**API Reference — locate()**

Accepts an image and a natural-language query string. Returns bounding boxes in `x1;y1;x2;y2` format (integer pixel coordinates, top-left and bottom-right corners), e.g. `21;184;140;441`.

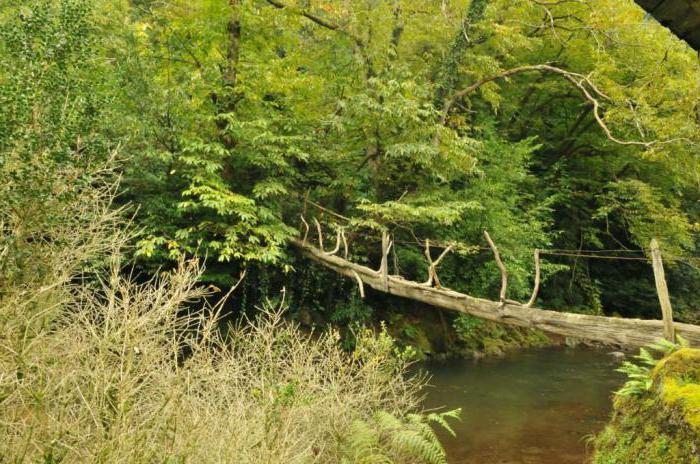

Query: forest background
3;0;700;353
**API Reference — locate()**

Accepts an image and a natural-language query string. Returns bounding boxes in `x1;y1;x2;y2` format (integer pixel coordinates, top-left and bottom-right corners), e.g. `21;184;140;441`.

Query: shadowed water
421;347;625;464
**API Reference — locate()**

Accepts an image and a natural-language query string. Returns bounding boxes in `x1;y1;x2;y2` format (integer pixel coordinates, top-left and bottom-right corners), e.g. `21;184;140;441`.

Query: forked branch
483;230;508;307
300;215;310;245
423;239;454;289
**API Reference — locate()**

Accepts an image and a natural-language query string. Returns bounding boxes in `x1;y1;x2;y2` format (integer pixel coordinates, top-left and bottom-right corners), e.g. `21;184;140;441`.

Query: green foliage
339;409;461;464
5;0;700;325
616;337;690;397
594;347;700;464
452;313;549;356
0;0;117;287
88;0;700;320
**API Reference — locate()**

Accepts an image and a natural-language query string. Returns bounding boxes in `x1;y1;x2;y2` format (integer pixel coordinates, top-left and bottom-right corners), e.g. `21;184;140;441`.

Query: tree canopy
3;0;699;320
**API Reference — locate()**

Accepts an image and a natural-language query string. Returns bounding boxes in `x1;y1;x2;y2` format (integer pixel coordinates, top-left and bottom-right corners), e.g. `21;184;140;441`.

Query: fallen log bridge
291;239;700;348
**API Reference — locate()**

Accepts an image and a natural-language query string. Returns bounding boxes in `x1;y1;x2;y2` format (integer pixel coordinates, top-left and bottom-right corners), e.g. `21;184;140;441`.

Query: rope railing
300;198;663;259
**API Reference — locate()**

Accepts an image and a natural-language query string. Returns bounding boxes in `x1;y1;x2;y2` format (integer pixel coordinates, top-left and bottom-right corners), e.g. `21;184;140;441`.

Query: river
421;346;625;464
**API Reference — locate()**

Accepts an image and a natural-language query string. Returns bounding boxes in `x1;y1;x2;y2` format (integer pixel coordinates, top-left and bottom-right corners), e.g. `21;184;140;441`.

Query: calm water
421;347;625;464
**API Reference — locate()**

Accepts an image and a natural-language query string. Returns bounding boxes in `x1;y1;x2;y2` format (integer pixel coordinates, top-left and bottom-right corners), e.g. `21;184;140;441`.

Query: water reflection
421;347;625;464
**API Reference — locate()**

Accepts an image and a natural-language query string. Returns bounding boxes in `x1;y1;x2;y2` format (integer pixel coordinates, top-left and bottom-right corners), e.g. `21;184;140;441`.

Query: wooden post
650;238;675;342
380;231;389;291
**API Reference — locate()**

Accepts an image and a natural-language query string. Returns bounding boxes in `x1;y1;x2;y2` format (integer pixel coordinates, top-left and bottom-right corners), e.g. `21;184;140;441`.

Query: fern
615;337;689;397
339;409;461;464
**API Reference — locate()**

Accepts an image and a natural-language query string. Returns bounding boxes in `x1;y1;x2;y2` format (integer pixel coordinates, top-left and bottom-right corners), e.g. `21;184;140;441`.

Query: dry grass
1;261;423;463
0;165;427;463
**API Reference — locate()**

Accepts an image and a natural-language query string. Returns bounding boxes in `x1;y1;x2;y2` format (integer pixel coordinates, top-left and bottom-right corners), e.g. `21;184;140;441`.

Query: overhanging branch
439;64;683;148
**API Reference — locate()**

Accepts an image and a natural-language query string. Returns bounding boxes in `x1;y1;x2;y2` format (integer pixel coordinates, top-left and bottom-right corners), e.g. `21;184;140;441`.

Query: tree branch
439;64;679;148
264;0;365;47
483;230;508;307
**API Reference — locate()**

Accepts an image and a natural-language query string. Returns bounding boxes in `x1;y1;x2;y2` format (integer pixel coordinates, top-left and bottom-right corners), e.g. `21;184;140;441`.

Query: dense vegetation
107;0;700;324
595;341;700;463
4;0;699;323
2;0;700;461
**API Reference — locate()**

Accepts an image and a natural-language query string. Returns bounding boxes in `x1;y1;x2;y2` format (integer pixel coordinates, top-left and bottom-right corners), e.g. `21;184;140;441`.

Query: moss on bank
451;314;550;358
593;348;700;464
385;311;550;360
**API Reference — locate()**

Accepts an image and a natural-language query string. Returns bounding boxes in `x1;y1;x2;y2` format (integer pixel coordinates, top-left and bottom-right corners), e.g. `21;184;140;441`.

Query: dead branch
313;218;325;252
341;229;349;259
291;239;700;348
483;230;508;307
300;215;310;245
423;239;454;289
325;229;342;256
351;269;365;298
378;231;393;291
525;249;541;308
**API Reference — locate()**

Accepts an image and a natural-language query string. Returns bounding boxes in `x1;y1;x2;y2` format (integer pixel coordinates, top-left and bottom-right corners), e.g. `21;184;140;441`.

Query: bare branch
300;215;309;245
341;229;349;259
525;249;541;308
483;230;508;307
325;229;342;256
438;64;681;148
313;218;325;252
379;231;391;291
351;269;365;298
264;0;365;47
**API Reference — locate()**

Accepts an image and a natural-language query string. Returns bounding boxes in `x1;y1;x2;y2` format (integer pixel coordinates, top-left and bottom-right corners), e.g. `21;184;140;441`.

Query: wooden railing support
313;218;325;252
650;238;676;342
484;230;508;307
380;231;391;291
525;249;541;308
422;239;453;288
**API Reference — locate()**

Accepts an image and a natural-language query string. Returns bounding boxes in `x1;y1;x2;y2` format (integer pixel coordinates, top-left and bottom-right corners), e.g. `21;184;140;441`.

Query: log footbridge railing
292;217;700;348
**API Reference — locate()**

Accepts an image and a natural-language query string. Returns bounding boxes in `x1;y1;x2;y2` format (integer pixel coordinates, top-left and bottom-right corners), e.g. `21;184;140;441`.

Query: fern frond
390;429;446;464
426;408;461;437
